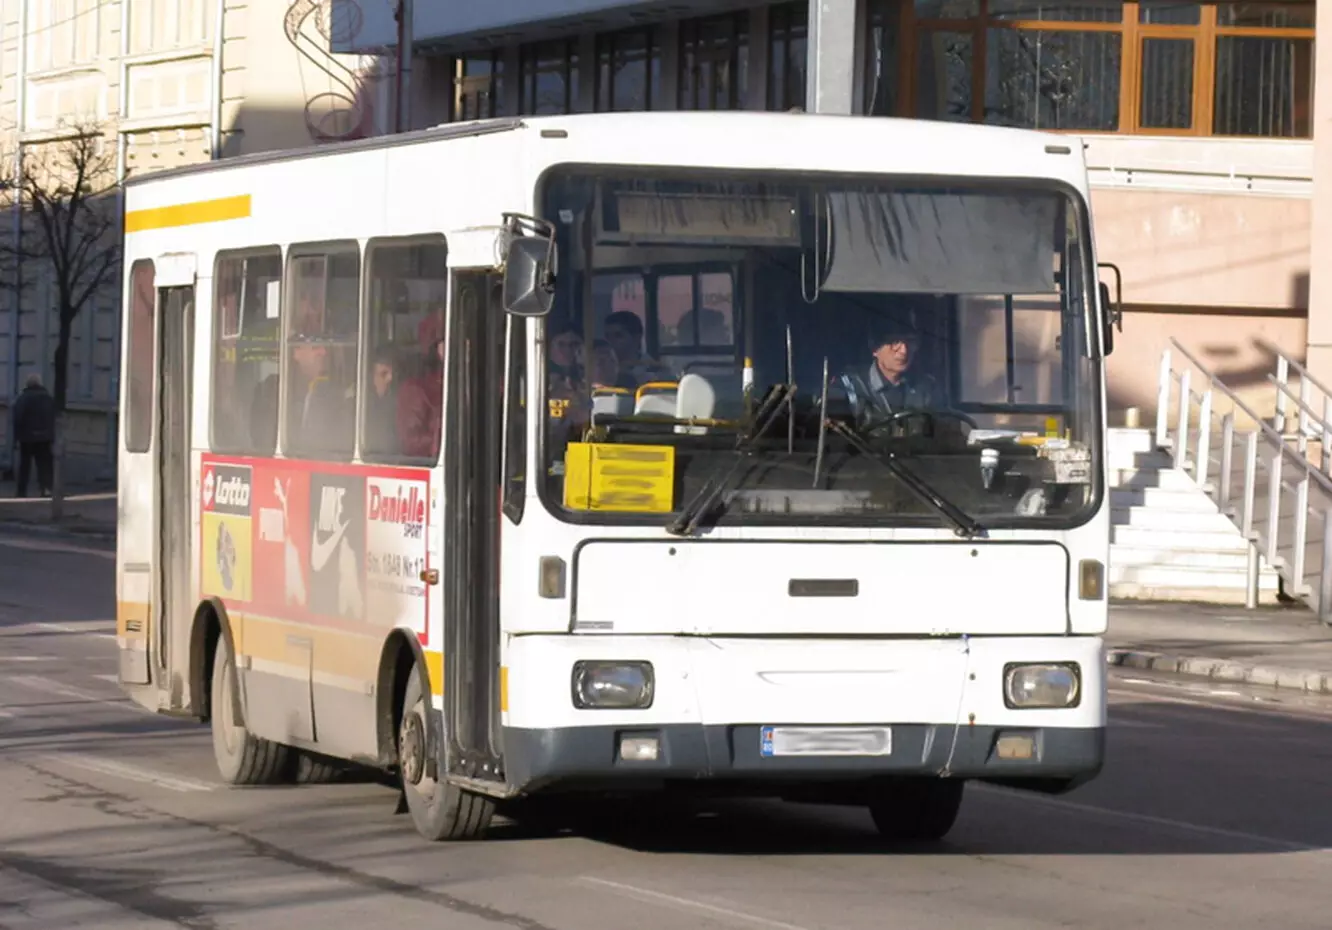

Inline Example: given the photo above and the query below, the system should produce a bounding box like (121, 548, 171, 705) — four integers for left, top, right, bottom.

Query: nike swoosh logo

(311, 519, 349, 572)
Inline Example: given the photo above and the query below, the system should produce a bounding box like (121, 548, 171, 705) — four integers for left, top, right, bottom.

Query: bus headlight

(572, 661, 655, 709)
(1003, 663, 1081, 709)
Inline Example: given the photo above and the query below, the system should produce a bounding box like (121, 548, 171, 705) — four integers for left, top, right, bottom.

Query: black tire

(867, 779, 965, 842)
(290, 750, 342, 785)
(398, 669, 494, 841)
(210, 636, 290, 786)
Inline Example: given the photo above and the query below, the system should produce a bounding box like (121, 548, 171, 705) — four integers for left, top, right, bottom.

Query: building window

(596, 27, 662, 111)
(519, 40, 581, 115)
(454, 52, 506, 121)
(680, 13, 750, 110)
(893, 0, 1314, 138)
(769, 2, 809, 111)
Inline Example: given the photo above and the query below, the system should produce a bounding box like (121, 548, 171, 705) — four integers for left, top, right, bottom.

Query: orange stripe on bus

(124, 194, 251, 233)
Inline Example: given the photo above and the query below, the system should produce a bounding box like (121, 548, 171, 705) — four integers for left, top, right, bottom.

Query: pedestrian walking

(11, 373, 55, 498)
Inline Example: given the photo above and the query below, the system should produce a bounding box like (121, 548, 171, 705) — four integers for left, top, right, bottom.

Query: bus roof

(123, 111, 1085, 190)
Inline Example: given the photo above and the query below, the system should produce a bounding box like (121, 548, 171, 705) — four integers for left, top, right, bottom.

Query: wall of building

(0, 0, 390, 482)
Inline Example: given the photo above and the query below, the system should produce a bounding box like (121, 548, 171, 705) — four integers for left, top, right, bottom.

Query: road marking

(0, 655, 56, 662)
(34, 621, 116, 640)
(580, 876, 812, 930)
(1107, 717, 1162, 729)
(8, 675, 127, 709)
(976, 784, 1317, 853)
(42, 753, 215, 793)
(93, 674, 119, 684)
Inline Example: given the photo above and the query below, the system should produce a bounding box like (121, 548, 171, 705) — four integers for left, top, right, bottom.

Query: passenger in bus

(396, 316, 445, 459)
(291, 341, 352, 452)
(676, 305, 730, 346)
(603, 311, 671, 388)
(589, 338, 632, 391)
(837, 318, 941, 436)
(250, 373, 279, 453)
(547, 321, 585, 399)
(365, 346, 399, 455)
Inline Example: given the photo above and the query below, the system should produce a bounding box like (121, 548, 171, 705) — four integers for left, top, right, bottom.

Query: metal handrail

(1156, 338, 1332, 621)
(1255, 336, 1332, 402)
(1167, 338, 1332, 491)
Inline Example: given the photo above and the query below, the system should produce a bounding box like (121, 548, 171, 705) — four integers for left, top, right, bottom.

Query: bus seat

(674, 372, 717, 435)
(635, 381, 678, 416)
(591, 387, 631, 419)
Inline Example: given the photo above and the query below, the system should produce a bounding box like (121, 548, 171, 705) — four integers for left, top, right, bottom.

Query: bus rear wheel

(398, 669, 494, 841)
(867, 778, 965, 842)
(210, 636, 290, 785)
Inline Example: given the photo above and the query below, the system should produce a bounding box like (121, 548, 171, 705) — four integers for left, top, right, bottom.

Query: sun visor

(821, 190, 1060, 295)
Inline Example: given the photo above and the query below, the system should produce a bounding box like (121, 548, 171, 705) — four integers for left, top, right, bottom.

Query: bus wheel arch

(375, 630, 433, 769)
(189, 598, 241, 726)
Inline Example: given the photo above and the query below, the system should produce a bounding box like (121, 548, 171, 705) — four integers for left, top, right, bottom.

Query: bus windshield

(537, 167, 1103, 531)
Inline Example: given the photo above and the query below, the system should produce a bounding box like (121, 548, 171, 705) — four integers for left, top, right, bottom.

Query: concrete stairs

(1108, 428, 1281, 604)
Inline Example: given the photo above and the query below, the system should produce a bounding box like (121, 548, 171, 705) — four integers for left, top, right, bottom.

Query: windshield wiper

(667, 383, 796, 537)
(826, 419, 985, 539)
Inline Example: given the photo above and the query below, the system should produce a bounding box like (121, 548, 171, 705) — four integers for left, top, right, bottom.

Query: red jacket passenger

(396, 316, 444, 459)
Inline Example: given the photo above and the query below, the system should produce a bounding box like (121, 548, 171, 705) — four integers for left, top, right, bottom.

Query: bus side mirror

(502, 236, 555, 318)
(1099, 281, 1117, 356)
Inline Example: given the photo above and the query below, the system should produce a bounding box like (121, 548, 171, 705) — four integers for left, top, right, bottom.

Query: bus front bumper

(502, 721, 1105, 793)
(499, 633, 1107, 795)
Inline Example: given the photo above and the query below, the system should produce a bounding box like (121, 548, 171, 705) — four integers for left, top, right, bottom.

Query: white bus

(116, 111, 1119, 843)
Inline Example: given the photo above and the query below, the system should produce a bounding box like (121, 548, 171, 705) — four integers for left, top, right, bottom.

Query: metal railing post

(1299, 376, 1311, 460)
(1247, 540, 1260, 610)
(1156, 349, 1172, 448)
(1321, 510, 1332, 624)
(1323, 396, 1331, 475)
(1267, 450, 1284, 565)
(1276, 355, 1289, 434)
(1242, 430, 1257, 538)
(1219, 413, 1234, 509)
(1196, 389, 1213, 487)
(1175, 368, 1191, 469)
(1294, 472, 1310, 590)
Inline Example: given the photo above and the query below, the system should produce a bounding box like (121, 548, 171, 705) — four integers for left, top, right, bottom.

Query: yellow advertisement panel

(564, 442, 676, 513)
(201, 511, 254, 602)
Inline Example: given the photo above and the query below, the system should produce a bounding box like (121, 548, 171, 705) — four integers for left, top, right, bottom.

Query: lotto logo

(206, 464, 253, 516)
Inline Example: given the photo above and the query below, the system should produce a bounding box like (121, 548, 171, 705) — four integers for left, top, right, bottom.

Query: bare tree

(0, 122, 120, 519)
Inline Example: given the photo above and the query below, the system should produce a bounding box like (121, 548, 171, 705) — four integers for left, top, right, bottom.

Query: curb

(1107, 648, 1332, 696)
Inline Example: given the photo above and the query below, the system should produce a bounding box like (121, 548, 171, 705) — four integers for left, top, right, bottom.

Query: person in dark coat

(11, 373, 55, 498)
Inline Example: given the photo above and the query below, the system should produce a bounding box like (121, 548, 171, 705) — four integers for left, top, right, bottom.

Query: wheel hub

(400, 710, 426, 786)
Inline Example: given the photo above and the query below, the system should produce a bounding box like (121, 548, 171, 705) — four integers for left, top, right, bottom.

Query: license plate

(759, 726, 893, 757)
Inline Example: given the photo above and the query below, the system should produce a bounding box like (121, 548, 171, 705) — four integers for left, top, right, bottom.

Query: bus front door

(155, 280, 196, 704)
(441, 270, 505, 783)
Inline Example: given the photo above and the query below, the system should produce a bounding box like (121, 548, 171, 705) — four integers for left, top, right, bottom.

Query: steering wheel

(861, 407, 979, 438)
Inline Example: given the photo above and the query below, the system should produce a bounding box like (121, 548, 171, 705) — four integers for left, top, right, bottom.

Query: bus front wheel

(398, 669, 494, 841)
(210, 636, 290, 785)
(867, 778, 965, 842)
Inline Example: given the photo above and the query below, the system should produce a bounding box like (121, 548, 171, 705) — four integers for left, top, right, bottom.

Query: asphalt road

(2, 530, 1331, 930)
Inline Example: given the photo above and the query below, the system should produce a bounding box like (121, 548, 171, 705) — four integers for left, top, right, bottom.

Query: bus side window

(212, 248, 282, 456)
(361, 236, 449, 464)
(283, 242, 361, 461)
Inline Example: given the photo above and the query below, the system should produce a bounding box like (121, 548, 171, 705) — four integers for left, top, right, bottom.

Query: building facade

(335, 0, 1320, 424)
(0, 0, 393, 480)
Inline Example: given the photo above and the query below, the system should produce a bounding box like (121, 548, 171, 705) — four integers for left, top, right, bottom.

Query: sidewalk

(0, 489, 116, 541)
(1107, 602, 1332, 695)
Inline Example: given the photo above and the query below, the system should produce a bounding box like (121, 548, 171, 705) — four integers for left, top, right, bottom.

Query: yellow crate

(563, 442, 676, 513)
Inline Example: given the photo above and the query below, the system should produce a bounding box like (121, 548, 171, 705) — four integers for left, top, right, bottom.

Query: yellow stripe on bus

(124, 194, 252, 233)
(425, 649, 444, 698)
